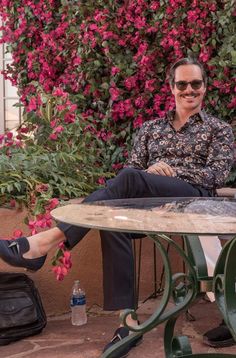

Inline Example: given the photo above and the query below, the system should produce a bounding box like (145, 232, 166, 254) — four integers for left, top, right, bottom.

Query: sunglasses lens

(175, 81, 187, 90)
(191, 80, 203, 89)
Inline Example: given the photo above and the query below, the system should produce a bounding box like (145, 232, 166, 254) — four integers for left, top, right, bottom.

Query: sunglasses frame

(174, 80, 204, 91)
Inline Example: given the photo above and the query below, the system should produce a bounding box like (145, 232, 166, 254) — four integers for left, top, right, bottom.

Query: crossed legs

(23, 168, 211, 311)
(0, 168, 213, 356)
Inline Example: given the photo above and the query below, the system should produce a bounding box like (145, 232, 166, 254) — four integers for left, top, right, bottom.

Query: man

(0, 57, 234, 357)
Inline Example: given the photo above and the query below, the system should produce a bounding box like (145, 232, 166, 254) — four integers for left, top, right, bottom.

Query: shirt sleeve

(177, 123, 235, 189)
(125, 122, 150, 170)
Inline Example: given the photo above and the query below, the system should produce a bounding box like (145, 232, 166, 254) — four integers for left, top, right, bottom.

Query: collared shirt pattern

(126, 110, 234, 190)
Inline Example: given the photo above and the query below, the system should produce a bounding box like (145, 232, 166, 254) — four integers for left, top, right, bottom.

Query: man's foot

(103, 326, 143, 358)
(0, 237, 47, 271)
(203, 320, 236, 348)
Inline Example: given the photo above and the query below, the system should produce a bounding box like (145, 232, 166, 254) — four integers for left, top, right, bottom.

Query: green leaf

(231, 50, 236, 66)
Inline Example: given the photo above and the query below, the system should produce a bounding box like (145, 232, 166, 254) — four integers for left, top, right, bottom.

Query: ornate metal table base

(51, 197, 236, 358)
(101, 234, 236, 358)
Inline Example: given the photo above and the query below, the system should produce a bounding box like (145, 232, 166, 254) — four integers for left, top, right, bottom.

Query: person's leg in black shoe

(67, 168, 210, 357)
(0, 168, 212, 358)
(10, 167, 210, 358)
(0, 167, 212, 269)
(203, 320, 235, 348)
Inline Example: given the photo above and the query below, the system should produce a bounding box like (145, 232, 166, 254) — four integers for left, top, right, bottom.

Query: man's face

(171, 64, 206, 113)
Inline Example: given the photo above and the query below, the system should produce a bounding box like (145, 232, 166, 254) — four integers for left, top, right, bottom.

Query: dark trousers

(58, 168, 211, 310)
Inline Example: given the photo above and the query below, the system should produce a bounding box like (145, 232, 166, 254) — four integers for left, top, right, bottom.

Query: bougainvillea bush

(0, 0, 235, 277)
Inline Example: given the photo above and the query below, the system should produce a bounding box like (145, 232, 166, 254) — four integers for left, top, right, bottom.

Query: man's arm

(125, 122, 149, 169)
(177, 123, 235, 189)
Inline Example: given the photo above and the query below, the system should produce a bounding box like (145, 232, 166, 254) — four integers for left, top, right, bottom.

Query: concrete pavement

(1, 298, 236, 358)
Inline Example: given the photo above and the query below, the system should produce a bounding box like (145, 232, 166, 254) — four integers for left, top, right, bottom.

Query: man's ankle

(119, 311, 138, 328)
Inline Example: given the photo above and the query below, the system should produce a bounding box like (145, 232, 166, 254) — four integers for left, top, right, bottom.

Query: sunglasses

(174, 80, 204, 91)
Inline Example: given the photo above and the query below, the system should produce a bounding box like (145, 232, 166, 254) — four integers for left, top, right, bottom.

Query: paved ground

(2, 298, 236, 358)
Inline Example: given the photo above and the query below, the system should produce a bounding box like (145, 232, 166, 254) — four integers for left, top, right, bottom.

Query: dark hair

(168, 57, 207, 87)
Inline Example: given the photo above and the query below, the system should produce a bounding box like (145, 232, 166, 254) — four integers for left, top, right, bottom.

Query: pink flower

(46, 198, 59, 210)
(27, 96, 37, 111)
(227, 97, 236, 109)
(97, 129, 112, 141)
(133, 114, 144, 128)
(61, 251, 72, 269)
(50, 119, 58, 128)
(10, 199, 16, 207)
(134, 16, 146, 29)
(6, 132, 13, 139)
(52, 88, 68, 97)
(70, 103, 78, 111)
(52, 266, 68, 281)
(112, 163, 123, 170)
(54, 125, 64, 133)
(73, 56, 82, 65)
(150, 1, 160, 11)
(97, 177, 106, 185)
(33, 214, 52, 228)
(36, 184, 49, 193)
(140, 55, 152, 67)
(64, 112, 75, 123)
(199, 48, 211, 63)
(135, 97, 146, 109)
(49, 133, 58, 140)
(187, 10, 199, 22)
(19, 127, 29, 134)
(123, 150, 129, 158)
(12, 230, 23, 239)
(212, 80, 222, 89)
(118, 39, 126, 46)
(135, 42, 148, 58)
(109, 86, 120, 101)
(145, 79, 156, 92)
(124, 76, 137, 90)
(111, 66, 120, 76)
(57, 243, 65, 251)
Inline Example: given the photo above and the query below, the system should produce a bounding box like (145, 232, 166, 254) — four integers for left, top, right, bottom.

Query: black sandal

(0, 237, 47, 271)
(203, 320, 236, 348)
(103, 326, 143, 358)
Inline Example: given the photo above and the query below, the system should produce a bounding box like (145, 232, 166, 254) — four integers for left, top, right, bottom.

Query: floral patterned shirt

(126, 110, 234, 190)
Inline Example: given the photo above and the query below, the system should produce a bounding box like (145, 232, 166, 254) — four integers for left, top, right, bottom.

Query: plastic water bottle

(70, 280, 87, 326)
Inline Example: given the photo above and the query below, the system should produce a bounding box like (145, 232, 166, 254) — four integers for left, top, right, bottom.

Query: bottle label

(70, 295, 86, 306)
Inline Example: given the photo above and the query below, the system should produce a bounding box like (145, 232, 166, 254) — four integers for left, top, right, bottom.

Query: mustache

(180, 92, 198, 96)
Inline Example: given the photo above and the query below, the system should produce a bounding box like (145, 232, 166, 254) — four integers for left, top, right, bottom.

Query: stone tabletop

(51, 197, 236, 236)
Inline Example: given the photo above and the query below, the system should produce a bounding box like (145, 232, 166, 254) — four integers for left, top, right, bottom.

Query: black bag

(0, 272, 47, 345)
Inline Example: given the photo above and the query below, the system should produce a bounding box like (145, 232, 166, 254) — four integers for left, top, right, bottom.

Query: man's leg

(96, 168, 213, 356)
(199, 235, 222, 302)
(59, 167, 211, 310)
(101, 231, 137, 311)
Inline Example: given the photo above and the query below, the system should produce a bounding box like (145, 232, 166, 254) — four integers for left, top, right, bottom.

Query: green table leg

(101, 234, 236, 358)
(214, 236, 236, 342)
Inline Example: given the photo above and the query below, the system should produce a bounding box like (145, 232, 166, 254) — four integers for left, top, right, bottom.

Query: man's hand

(145, 161, 176, 177)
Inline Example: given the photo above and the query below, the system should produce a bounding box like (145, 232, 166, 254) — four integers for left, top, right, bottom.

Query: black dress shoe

(103, 326, 143, 358)
(203, 320, 236, 348)
(0, 237, 47, 271)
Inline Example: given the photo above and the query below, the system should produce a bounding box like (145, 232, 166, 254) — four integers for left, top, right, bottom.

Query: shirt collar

(167, 109, 206, 123)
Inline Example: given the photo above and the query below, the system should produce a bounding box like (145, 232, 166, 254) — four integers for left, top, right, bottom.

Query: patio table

(51, 197, 236, 358)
